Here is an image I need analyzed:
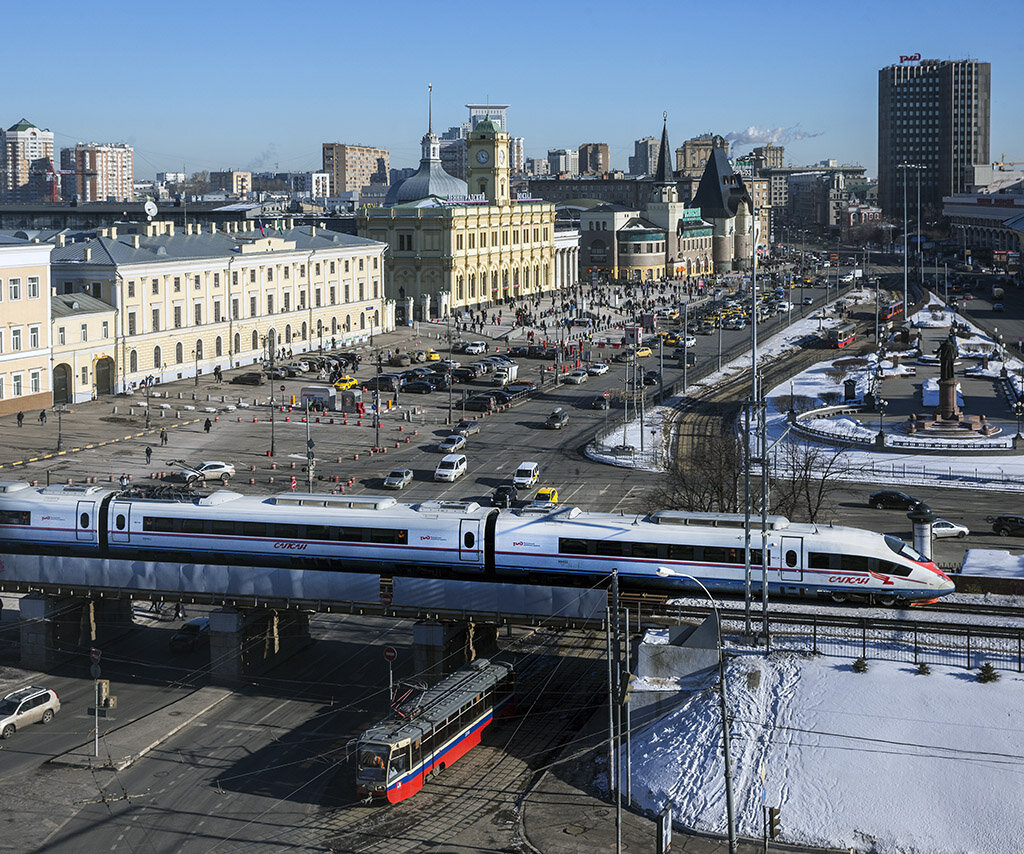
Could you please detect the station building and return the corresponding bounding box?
[0,234,52,416]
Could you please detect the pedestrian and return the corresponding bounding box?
[16,411,23,428]
[119,473,129,489]
[38,410,46,426]
[174,602,186,620]
[145,446,152,465]
[160,427,168,446]
[204,417,212,433]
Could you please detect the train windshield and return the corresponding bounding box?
[357,743,390,778]
[884,535,927,563]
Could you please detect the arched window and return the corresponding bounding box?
[129,350,138,373]
[251,329,258,351]
[331,317,337,334]
[153,346,161,370]
[175,342,183,364]
[317,319,323,336]
[344,315,351,332]
[215,336,223,357]
[456,275,464,301]
[360,314,366,330]
[301,321,307,340]
[374,310,379,328]
[195,339,203,359]
[285,324,292,343]
[469,273,476,298]
[234,332,241,354]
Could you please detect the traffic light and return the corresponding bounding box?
[769,806,781,839]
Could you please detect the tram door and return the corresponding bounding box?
[75,501,97,543]
[779,536,804,581]
[459,520,481,562]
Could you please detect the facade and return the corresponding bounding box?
[322,144,389,194]
[943,175,1024,254]
[762,163,867,217]
[840,198,883,239]
[59,143,134,202]
[524,158,550,177]
[50,292,117,404]
[547,149,578,176]
[49,220,389,393]
[0,235,52,416]
[676,134,729,178]
[361,117,572,322]
[751,144,784,171]
[209,171,252,196]
[878,58,991,217]
[628,137,659,177]
[527,176,652,209]
[690,148,753,272]
[579,143,610,176]
[2,119,54,203]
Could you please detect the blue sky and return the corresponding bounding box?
[10,0,1020,179]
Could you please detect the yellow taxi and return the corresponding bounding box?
[535,486,559,504]
[333,376,359,390]
[634,346,653,358]
[425,348,440,361]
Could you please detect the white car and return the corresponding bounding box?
[463,341,487,355]
[565,370,589,384]
[932,518,969,539]
[383,468,413,489]
[179,461,235,483]
[587,362,610,375]
[438,434,467,453]
[683,335,697,348]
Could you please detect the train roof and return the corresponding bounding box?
[360,659,512,745]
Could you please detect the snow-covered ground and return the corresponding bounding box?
[961,549,1024,579]
[630,652,1024,854]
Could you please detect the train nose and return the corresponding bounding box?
[934,567,956,593]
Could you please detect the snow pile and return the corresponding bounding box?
[630,652,1024,854]
[960,549,1024,579]
[801,416,876,440]
[911,304,956,328]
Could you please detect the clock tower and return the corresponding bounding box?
[466,116,510,206]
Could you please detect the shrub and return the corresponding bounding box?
[916,662,931,676]
[852,657,868,673]
[977,662,1000,683]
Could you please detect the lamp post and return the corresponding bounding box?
[54,405,68,453]
[1014,400,1024,439]
[191,349,199,387]
[655,569,737,854]
[145,376,152,430]
[877,396,888,444]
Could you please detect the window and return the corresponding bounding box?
[175,342,183,363]
[29,326,39,348]
[299,264,306,278]
[373,256,378,269]
[152,278,159,294]
[58,326,66,345]
[266,294,273,314]
[194,304,202,325]
[329,261,335,274]
[231,299,239,320]
[213,301,221,322]
[30,371,40,393]
[80,367,88,386]
[27,277,39,298]
[284,293,290,311]
[329,286,336,304]
[173,277,181,292]
[9,278,21,300]
[194,275,201,290]
[173,306,182,328]
[129,350,137,372]
[101,321,109,339]
[213,273,220,287]
[232,271,239,285]
[558,538,589,555]
[249,269,256,283]
[344,284,350,302]
[315,289,321,307]
[284,266,290,279]
[267,268,274,282]
[152,308,160,332]
[456,234,463,250]
[12,328,22,350]
[250,296,257,316]
[12,374,22,396]
[314,263,320,276]
[358,259,364,272]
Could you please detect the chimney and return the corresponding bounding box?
[132,234,140,249]
[57,234,66,248]
[109,226,117,240]
[208,222,216,234]
[166,222,175,237]
[84,247,92,261]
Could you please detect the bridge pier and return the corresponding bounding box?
[19,594,134,671]
[208,607,313,687]
[413,620,498,681]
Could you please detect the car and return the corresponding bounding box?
[590,394,610,410]
[453,419,481,436]
[491,390,515,405]
[545,408,569,429]
[425,348,440,361]
[868,491,921,510]
[505,381,538,394]
[465,394,496,412]
[452,367,477,382]
[0,686,60,738]
[931,519,969,539]
[404,380,436,394]
[434,453,467,482]
[993,303,1004,312]
[643,370,660,386]
[991,515,1024,537]
[565,370,589,384]
[169,616,211,652]
[178,461,235,483]
[509,346,530,357]
[802,296,815,305]
[383,468,414,489]
[230,372,265,385]
[333,376,359,390]
[491,484,518,508]
[438,434,467,453]
[697,323,715,335]
[588,362,610,375]
[451,341,469,354]
[681,335,697,348]
[534,486,559,505]
[512,461,540,489]
[469,361,493,375]
[463,341,488,355]
[634,346,653,358]
[279,364,303,377]
[389,353,412,367]
[264,366,288,380]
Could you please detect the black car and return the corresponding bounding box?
[465,394,497,412]
[491,484,518,508]
[644,370,661,386]
[590,395,610,410]
[169,617,210,652]
[868,491,921,510]
[404,380,436,394]
[509,346,530,357]
[992,515,1024,537]
[452,367,477,382]
[335,352,361,368]
[230,372,264,385]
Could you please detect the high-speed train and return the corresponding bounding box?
[0,481,954,605]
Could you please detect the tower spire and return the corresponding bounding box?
[428,83,432,135]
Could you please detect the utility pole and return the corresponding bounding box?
[305,400,314,493]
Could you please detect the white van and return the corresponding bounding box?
[434,453,468,482]
[512,461,539,489]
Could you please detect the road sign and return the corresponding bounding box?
[90,664,101,679]
[280,385,285,392]
[380,592,393,606]
[603,391,610,399]
[90,648,101,665]
[383,646,397,662]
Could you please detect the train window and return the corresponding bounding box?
[877,559,911,578]
[702,546,727,563]
[808,552,831,569]
[629,542,659,559]
[80,513,90,529]
[242,521,266,537]
[749,549,763,566]
[839,554,869,572]
[667,543,695,561]
[143,516,174,533]
[596,541,624,557]
[115,514,126,530]
[306,525,330,540]
[181,518,205,534]
[370,529,409,545]
[558,538,589,555]
[275,524,300,539]
[785,549,798,568]
[210,520,236,536]
[0,510,31,526]
[464,531,475,548]
[336,527,365,542]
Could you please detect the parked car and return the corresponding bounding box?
[404,380,436,394]
[534,486,559,505]
[932,519,969,539]
[453,419,481,436]
[425,348,440,361]
[438,434,467,453]
[0,686,60,738]
[868,491,921,510]
[491,483,518,508]
[169,617,211,653]
[463,341,488,355]
[333,376,359,390]
[383,468,414,489]
[587,362,610,375]
[991,515,1024,537]
[465,394,496,412]
[545,408,569,429]
[469,361,493,375]
[452,367,477,383]
[177,461,235,483]
[505,381,537,394]
[389,353,412,367]
[634,346,653,358]
[565,370,589,384]
[230,372,265,385]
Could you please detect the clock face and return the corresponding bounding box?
[476,149,489,164]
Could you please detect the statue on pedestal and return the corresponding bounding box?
[938,332,958,382]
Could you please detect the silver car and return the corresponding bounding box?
[383,468,414,489]
[0,686,60,738]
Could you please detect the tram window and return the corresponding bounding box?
[559,538,589,555]
[306,525,330,540]
[0,510,31,525]
[242,521,266,537]
[464,531,475,548]
[808,552,831,569]
[210,520,236,536]
[389,748,409,780]
[667,543,694,561]
[275,524,300,539]
[181,518,205,534]
[80,513,90,529]
[596,541,623,557]
[630,542,659,559]
[785,549,798,568]
[840,554,869,572]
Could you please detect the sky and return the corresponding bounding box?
[9,0,1021,180]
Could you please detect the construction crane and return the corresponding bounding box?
[994,153,1024,172]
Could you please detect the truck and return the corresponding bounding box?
[493,363,519,386]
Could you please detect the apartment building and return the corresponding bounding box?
[0,235,52,415]
[209,171,252,196]
[579,143,610,176]
[2,119,54,203]
[60,143,134,202]
[322,144,389,194]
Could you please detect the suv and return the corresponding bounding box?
[169,617,211,652]
[992,515,1024,537]
[545,408,569,429]
[868,491,921,510]
[0,686,60,738]
[230,372,265,385]
[491,483,518,508]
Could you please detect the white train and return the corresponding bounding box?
[0,481,954,605]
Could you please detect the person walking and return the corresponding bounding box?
[145,446,153,465]
[38,410,46,426]
[16,411,23,428]
[119,473,130,489]
[160,427,168,446]
[174,601,186,620]
[204,418,212,433]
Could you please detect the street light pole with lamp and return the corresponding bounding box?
[1013,399,1024,440]
[191,348,199,387]
[876,396,888,446]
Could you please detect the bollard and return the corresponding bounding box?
[290,461,296,469]
[395,441,400,448]
[357,420,362,427]
[267,450,272,456]
[348,478,354,486]
[249,477,255,484]
[337,456,343,464]
[405,437,411,443]
[353,454,359,460]
[268,476,275,483]
[285,417,290,422]
[250,465,256,471]
[271,463,277,470]
[253,416,257,423]
[329,418,335,424]
[290,477,297,490]
[67,478,73,485]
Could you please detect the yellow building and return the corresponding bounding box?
[0,235,52,415]
[360,116,575,322]
[50,292,117,404]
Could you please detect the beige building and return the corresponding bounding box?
[209,171,251,196]
[60,143,134,202]
[49,220,389,394]
[360,117,573,322]
[676,133,729,178]
[0,235,52,416]
[322,143,389,194]
[50,292,117,404]
[2,119,54,203]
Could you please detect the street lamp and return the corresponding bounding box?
[655,568,738,854]
[1013,400,1024,438]
[877,396,888,443]
[191,348,199,387]
[145,376,152,430]
[53,404,68,453]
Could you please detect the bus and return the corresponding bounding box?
[827,321,857,349]
[355,659,514,803]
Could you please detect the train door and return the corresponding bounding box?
[75,501,96,543]
[109,501,131,544]
[459,519,481,562]
[779,536,803,581]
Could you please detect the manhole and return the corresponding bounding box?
[167,711,183,717]
[564,825,587,836]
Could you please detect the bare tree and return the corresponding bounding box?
[770,438,855,523]
[647,427,743,513]
[773,394,816,415]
